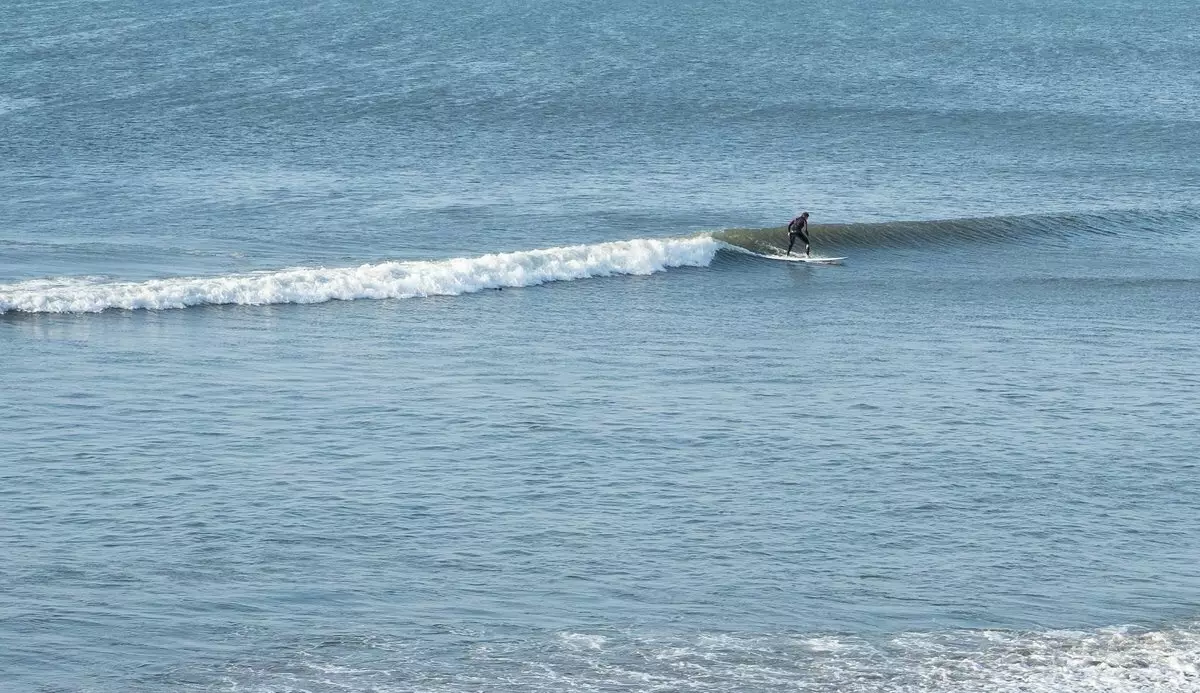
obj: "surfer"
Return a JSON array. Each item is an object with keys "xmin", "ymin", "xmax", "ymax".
[{"xmin": 786, "ymin": 212, "xmax": 810, "ymax": 257}]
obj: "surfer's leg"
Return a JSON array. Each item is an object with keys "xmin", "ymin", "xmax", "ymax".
[{"xmin": 786, "ymin": 234, "xmax": 796, "ymax": 255}]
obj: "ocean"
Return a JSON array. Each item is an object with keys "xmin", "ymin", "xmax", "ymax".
[{"xmin": 2, "ymin": 0, "xmax": 1199, "ymax": 691}]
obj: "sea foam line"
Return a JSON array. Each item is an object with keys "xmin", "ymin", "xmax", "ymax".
[{"xmin": 0, "ymin": 236, "xmax": 721, "ymax": 314}]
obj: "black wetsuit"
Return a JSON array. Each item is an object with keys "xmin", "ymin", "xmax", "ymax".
[{"xmin": 786, "ymin": 216, "xmax": 809, "ymax": 255}]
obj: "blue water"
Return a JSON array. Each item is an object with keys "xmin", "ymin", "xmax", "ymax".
[{"xmin": 3, "ymin": 1, "xmax": 1200, "ymax": 691}]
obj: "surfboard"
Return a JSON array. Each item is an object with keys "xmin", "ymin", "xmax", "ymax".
[{"xmin": 744, "ymin": 250, "xmax": 846, "ymax": 264}]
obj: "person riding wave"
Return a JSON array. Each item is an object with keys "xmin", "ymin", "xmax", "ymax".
[{"xmin": 786, "ymin": 212, "xmax": 810, "ymax": 257}]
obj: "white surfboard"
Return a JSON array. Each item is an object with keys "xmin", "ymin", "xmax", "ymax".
[{"xmin": 743, "ymin": 250, "xmax": 846, "ymax": 264}]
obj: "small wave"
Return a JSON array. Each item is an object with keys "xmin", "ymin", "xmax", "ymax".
[
  {"xmin": 0, "ymin": 96, "xmax": 39, "ymax": 116},
  {"xmin": 0, "ymin": 237, "xmax": 720, "ymax": 314}
]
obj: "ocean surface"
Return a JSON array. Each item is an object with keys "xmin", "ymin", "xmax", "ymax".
[{"xmin": 3, "ymin": 0, "xmax": 1200, "ymax": 691}]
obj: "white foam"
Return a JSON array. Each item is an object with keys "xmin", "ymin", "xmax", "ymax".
[
  {"xmin": 876, "ymin": 625, "xmax": 1200, "ymax": 693},
  {"xmin": 541, "ymin": 626, "xmax": 1200, "ymax": 693},
  {"xmin": 0, "ymin": 236, "xmax": 721, "ymax": 314},
  {"xmin": 802, "ymin": 635, "xmax": 851, "ymax": 653},
  {"xmin": 197, "ymin": 622, "xmax": 1200, "ymax": 693},
  {"xmin": 558, "ymin": 632, "xmax": 608, "ymax": 651}
]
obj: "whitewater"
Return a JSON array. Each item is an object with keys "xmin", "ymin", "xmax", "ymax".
[{"xmin": 0, "ymin": 236, "xmax": 721, "ymax": 314}]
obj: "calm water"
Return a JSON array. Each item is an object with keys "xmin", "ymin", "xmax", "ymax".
[{"xmin": 3, "ymin": 1, "xmax": 1200, "ymax": 691}]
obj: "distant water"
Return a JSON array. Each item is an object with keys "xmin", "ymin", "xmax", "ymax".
[{"xmin": 3, "ymin": 0, "xmax": 1199, "ymax": 691}]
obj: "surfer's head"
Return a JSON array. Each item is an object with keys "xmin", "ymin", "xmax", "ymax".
[{"xmin": 801, "ymin": 212, "xmax": 809, "ymax": 218}]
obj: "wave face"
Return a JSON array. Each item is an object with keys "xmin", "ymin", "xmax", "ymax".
[
  {"xmin": 0, "ymin": 237, "xmax": 720, "ymax": 314},
  {"xmin": 715, "ymin": 209, "xmax": 1197, "ymax": 254}
]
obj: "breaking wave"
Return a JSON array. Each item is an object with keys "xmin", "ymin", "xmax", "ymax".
[
  {"xmin": 189, "ymin": 622, "xmax": 1200, "ymax": 692},
  {"xmin": 5, "ymin": 209, "xmax": 1194, "ymax": 315},
  {"xmin": 0, "ymin": 237, "xmax": 721, "ymax": 314}
]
